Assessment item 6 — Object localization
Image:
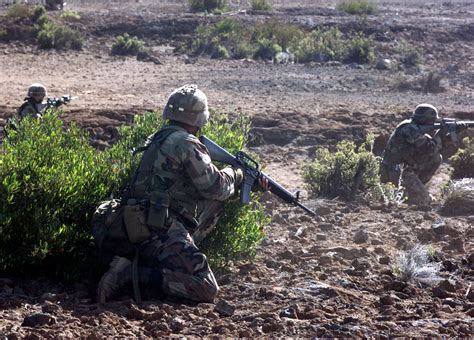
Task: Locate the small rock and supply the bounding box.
[280,307,298,319]
[432,286,451,299]
[22,313,56,327]
[466,308,474,317]
[41,293,58,302]
[127,304,147,320]
[316,233,327,241]
[379,256,390,265]
[318,223,334,231]
[376,58,392,70]
[437,279,456,293]
[214,299,235,317]
[41,302,62,314]
[169,317,185,332]
[353,229,369,244]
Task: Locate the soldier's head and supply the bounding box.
[163,84,209,132]
[27,83,47,103]
[412,103,439,125]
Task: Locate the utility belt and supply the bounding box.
[123,194,198,244]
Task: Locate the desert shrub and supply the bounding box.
[440,178,474,216]
[450,137,474,179]
[251,0,272,11]
[303,135,399,202]
[6,4,32,19]
[253,38,282,60]
[37,21,83,50]
[290,27,374,64]
[396,39,421,68]
[32,5,47,22]
[60,10,81,21]
[0,110,267,279]
[251,20,303,55]
[188,0,227,12]
[336,0,378,15]
[111,33,146,56]
[419,71,445,93]
[392,244,441,285]
[0,112,120,279]
[343,32,375,63]
[199,114,268,267]
[192,19,247,58]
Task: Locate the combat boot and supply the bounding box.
[97,256,132,304]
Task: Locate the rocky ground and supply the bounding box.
[0,0,473,337]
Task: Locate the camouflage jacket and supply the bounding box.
[16,98,47,119]
[382,119,442,168]
[129,125,238,218]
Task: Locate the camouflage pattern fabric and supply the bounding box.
[130,125,237,220]
[126,124,239,301]
[139,215,220,302]
[382,119,442,205]
[17,99,45,119]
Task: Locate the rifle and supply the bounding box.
[418,119,474,142]
[46,95,77,108]
[199,135,321,219]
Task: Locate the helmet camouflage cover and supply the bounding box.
[163,84,210,128]
[412,103,439,123]
[27,83,47,97]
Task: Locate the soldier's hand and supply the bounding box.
[234,168,244,186]
[258,175,270,191]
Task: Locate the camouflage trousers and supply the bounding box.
[138,200,223,302]
[381,153,442,206]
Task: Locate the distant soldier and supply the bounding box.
[380,103,467,206]
[16,83,49,119]
[16,83,72,120]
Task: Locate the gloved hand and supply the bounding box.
[233,168,244,186]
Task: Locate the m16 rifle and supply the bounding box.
[199,135,321,219]
[46,95,77,109]
[418,119,474,143]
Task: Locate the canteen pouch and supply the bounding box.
[147,192,171,230]
[123,204,150,244]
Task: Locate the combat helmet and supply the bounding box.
[27,83,47,98]
[412,103,439,124]
[163,84,209,128]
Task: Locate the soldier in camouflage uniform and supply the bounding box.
[97,84,244,303]
[380,103,445,206]
[16,84,49,119]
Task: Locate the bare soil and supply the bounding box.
[0,1,473,337]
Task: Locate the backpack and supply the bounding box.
[91,199,134,266]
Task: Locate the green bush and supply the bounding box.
[32,6,47,22]
[37,21,83,50]
[336,0,378,15]
[60,10,81,21]
[396,39,421,68]
[0,110,267,279]
[0,112,121,279]
[450,137,474,179]
[251,0,272,11]
[291,27,374,64]
[192,19,375,64]
[303,135,401,202]
[188,0,227,12]
[199,114,268,267]
[6,4,32,19]
[192,19,247,59]
[111,33,146,56]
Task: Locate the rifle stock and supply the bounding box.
[199,135,321,219]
